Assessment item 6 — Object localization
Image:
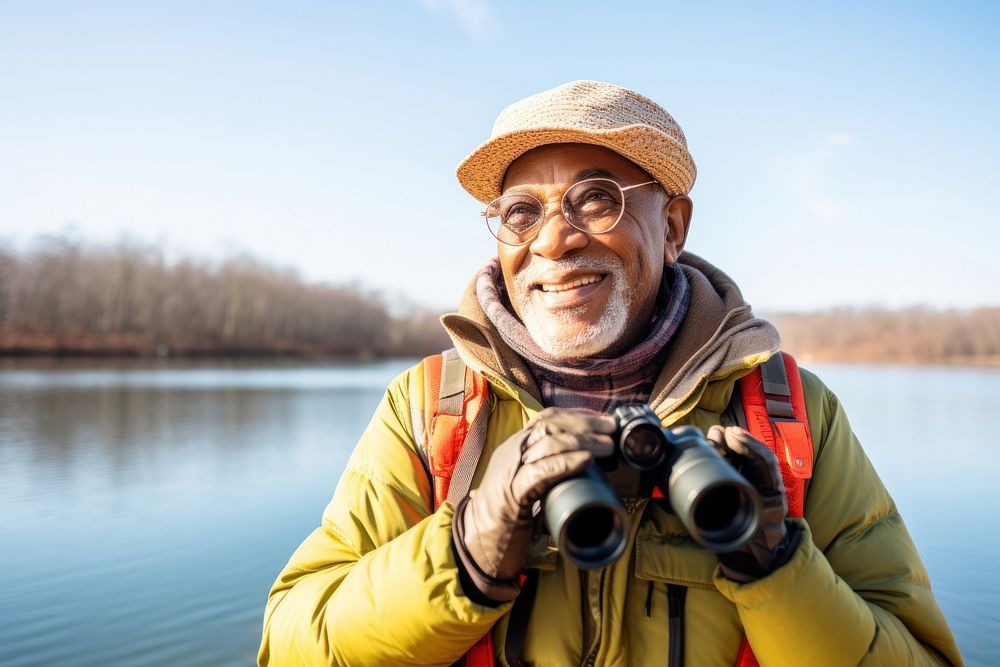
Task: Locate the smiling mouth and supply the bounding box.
[533,274,607,293]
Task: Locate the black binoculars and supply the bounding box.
[542,404,762,570]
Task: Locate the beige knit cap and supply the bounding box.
[456,80,697,204]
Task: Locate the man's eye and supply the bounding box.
[569,187,618,213]
[583,188,613,201]
[503,205,540,231]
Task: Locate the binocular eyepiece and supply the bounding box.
[542,404,762,570]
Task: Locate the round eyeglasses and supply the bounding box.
[483,177,659,246]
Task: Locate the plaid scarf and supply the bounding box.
[476,258,690,413]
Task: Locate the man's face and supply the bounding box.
[498,143,690,359]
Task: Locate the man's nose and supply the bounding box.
[527,204,589,259]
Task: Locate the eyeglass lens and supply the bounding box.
[485,178,626,245]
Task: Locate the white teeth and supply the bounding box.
[539,274,603,293]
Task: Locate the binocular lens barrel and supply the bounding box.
[542,465,628,570]
[619,423,666,470]
[665,438,761,552]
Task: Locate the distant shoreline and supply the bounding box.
[789,353,1000,369]
[0,332,394,361]
[2,346,998,369]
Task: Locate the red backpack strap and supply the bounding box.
[414,350,495,667]
[737,351,813,518]
[734,639,761,667]
[734,351,814,667]
[417,349,489,510]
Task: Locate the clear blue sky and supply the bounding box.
[2,1,998,312]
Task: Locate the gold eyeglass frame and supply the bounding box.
[482,177,659,246]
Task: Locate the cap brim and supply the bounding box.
[456,125,697,204]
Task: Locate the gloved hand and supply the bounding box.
[452,408,616,603]
[707,425,803,583]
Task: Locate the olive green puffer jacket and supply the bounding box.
[259,254,963,667]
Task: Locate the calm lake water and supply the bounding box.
[1,359,997,666]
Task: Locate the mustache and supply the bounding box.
[511,256,623,293]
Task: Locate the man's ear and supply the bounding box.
[663,195,693,264]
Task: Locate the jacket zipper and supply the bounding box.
[580,569,606,667]
[667,584,687,667]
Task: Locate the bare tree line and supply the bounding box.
[1,236,997,364]
[769,307,1000,365]
[0,236,450,357]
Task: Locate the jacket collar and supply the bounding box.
[440,252,780,421]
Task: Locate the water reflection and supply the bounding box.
[0,360,414,667]
[4,385,379,508]
[1,360,997,666]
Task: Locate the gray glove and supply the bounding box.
[707,425,802,582]
[452,408,616,603]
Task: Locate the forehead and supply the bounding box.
[502,143,652,191]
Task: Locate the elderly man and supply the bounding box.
[259,81,962,666]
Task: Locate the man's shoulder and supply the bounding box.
[382,358,429,405]
[796,364,833,404]
[790,362,860,462]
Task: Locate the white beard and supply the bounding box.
[512,255,634,359]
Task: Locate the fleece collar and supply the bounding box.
[439,252,780,422]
